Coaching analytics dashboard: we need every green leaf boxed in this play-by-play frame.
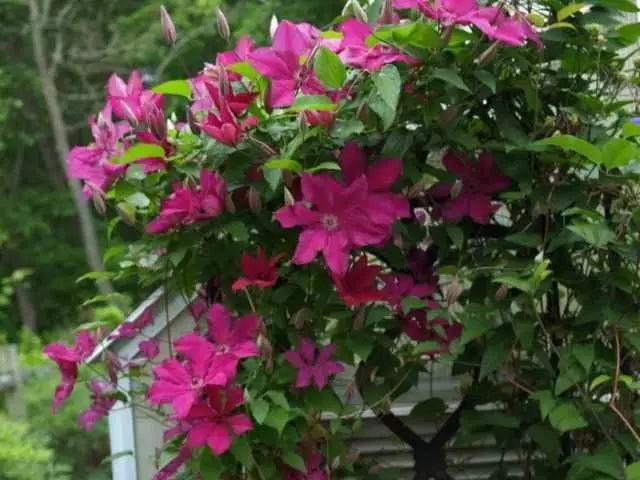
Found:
[264,406,289,435]
[125,192,150,208]
[535,390,557,420]
[590,374,611,391]
[430,68,470,93]
[626,463,640,479]
[567,222,616,248]
[601,138,638,169]
[250,398,270,424]
[282,451,306,473]
[414,341,443,355]
[548,403,587,432]
[588,0,639,12]
[534,135,602,164]
[573,444,625,479]
[265,391,290,410]
[400,296,424,314]
[289,95,337,112]
[460,314,493,345]
[114,144,166,165]
[230,437,254,468]
[370,65,402,131]
[226,62,261,81]
[100,450,133,465]
[263,167,282,191]
[368,21,440,49]
[446,225,464,248]
[332,119,365,139]
[528,425,562,464]
[557,3,589,21]
[410,398,447,421]
[225,221,250,242]
[264,158,303,173]
[506,232,542,248]
[493,275,531,293]
[307,162,341,173]
[151,79,192,98]
[313,47,347,89]
[623,121,640,138]
[304,389,343,414]
[462,411,520,430]
[480,332,509,379]
[474,71,497,93]
[571,344,594,372]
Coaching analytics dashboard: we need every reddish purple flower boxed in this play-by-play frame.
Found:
[283,450,328,480]
[153,446,191,480]
[395,0,480,26]
[67,105,129,198]
[471,7,543,49]
[331,255,384,307]
[429,151,510,224]
[147,169,226,234]
[284,338,344,390]
[337,19,417,71]
[380,273,437,309]
[232,248,284,292]
[402,305,462,355]
[215,36,256,81]
[249,21,327,108]
[275,174,392,275]
[107,71,164,124]
[139,339,160,360]
[109,307,154,340]
[337,142,410,226]
[205,304,260,371]
[184,386,252,455]
[190,75,256,116]
[147,334,232,418]
[43,330,97,413]
[78,379,116,431]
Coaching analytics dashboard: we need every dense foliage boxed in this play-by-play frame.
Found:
[44,0,640,479]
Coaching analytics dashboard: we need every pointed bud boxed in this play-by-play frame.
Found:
[476,41,499,66]
[351,0,368,22]
[284,186,296,206]
[225,192,237,214]
[446,278,462,306]
[356,102,369,123]
[215,8,231,41]
[353,308,366,329]
[116,204,135,226]
[439,104,460,127]
[247,186,262,214]
[379,0,394,24]
[104,351,122,385]
[269,14,279,38]
[217,63,230,98]
[186,107,200,135]
[92,189,107,215]
[495,284,509,301]
[346,449,360,465]
[297,111,308,132]
[282,170,295,188]
[143,103,167,139]
[292,308,309,330]
[160,6,177,45]
[331,456,341,470]
[450,179,463,199]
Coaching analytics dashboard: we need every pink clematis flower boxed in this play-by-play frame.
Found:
[284,338,344,390]
[200,100,243,146]
[402,305,463,355]
[139,339,160,360]
[232,248,284,292]
[472,7,542,49]
[107,71,164,124]
[380,273,437,309]
[337,19,417,71]
[275,174,392,275]
[205,304,260,373]
[429,151,510,224]
[395,0,480,26]
[67,105,130,198]
[147,334,231,418]
[153,446,192,480]
[331,255,384,307]
[147,169,226,234]
[215,36,256,80]
[109,307,154,340]
[249,21,327,108]
[191,75,256,116]
[78,379,117,431]
[44,330,97,413]
[184,386,253,455]
[337,142,410,226]
[283,450,328,480]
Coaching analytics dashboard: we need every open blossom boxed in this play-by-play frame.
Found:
[473,7,543,50]
[44,330,97,413]
[205,304,260,373]
[67,105,129,198]
[275,174,393,275]
[394,0,480,26]
[147,334,232,418]
[107,71,164,124]
[380,273,437,309]
[403,304,462,355]
[284,338,344,390]
[109,307,154,339]
[78,379,117,431]
[191,75,256,115]
[139,339,160,360]
[184,386,252,455]
[249,21,327,108]
[153,446,191,480]
[283,450,328,480]
[147,169,226,234]
[214,36,255,80]
[429,151,510,224]
[331,255,384,307]
[337,19,416,71]
[232,248,284,291]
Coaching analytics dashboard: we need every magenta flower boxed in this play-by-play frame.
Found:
[201,101,243,146]
[147,334,231,418]
[380,273,437,309]
[331,255,384,307]
[402,304,462,355]
[275,174,391,275]
[67,105,129,198]
[190,75,256,115]
[78,379,116,431]
[152,446,191,480]
[337,142,410,226]
[205,304,260,371]
[472,7,542,49]
[107,71,164,124]
[110,307,154,339]
[284,338,344,390]
[283,450,328,480]
[184,385,252,455]
[215,35,256,81]
[337,19,417,71]
[232,248,284,292]
[428,151,510,224]
[395,0,480,26]
[139,339,160,360]
[147,169,226,234]
[249,21,326,108]
[43,330,96,413]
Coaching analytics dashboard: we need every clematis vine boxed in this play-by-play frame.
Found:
[107,70,164,124]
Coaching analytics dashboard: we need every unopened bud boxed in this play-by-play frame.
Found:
[284,186,296,206]
[105,351,122,385]
[439,105,460,126]
[186,107,200,135]
[160,6,177,45]
[292,308,309,329]
[297,111,308,132]
[282,170,295,188]
[393,231,403,249]
[353,308,366,329]
[217,63,230,98]
[382,395,393,412]
[331,456,341,470]
[92,189,107,215]
[379,0,394,24]
[495,284,509,301]
[215,8,231,41]
[346,382,357,401]
[346,449,360,465]
[446,278,462,306]
[116,204,135,225]
[476,41,499,66]
[450,179,463,199]
[225,192,237,214]
[356,102,369,123]
[351,0,368,23]
[247,186,262,214]
[143,103,167,139]
[269,14,279,39]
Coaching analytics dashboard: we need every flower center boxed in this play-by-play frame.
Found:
[322,214,339,231]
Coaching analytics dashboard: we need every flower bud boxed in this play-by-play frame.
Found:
[116,203,135,226]
[186,107,200,135]
[476,41,499,66]
[225,192,237,214]
[379,0,394,24]
[92,189,107,215]
[247,186,262,214]
[143,103,167,139]
[215,8,231,41]
[269,14,279,39]
[356,102,369,123]
[282,170,295,188]
[495,284,509,301]
[353,308,366,329]
[217,63,230,98]
[105,350,122,385]
[446,278,462,306]
[450,179,463,199]
[292,308,309,329]
[160,6,177,45]
[351,0,368,23]
[284,186,296,206]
